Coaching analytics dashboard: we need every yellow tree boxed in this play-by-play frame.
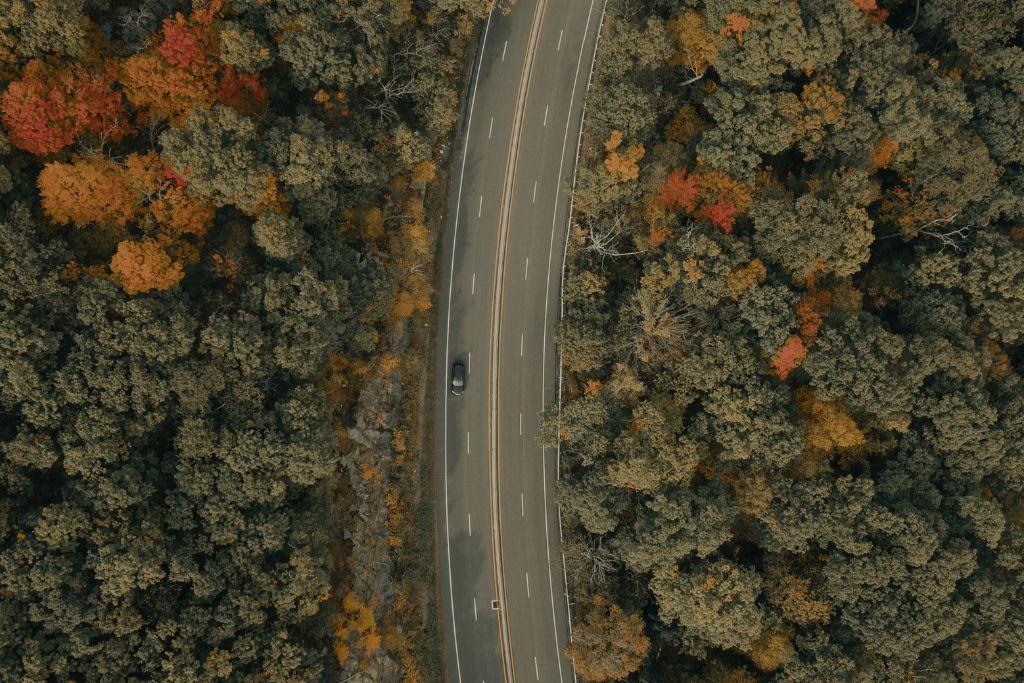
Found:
[603,130,644,182]
[665,9,718,84]
[565,595,650,681]
[109,238,185,294]
[38,156,140,229]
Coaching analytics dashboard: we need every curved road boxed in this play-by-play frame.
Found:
[434,1,605,681]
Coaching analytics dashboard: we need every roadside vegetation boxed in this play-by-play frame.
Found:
[0,0,491,678]
[555,0,1024,680]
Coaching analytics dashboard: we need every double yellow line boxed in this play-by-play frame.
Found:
[487,0,549,680]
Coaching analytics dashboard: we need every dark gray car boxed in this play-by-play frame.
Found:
[450,360,465,396]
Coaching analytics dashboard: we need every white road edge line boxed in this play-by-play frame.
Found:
[442,14,493,683]
[539,2,603,682]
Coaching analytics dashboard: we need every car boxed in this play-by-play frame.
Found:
[450,360,466,396]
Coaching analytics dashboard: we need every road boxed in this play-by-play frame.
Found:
[434,1,605,681]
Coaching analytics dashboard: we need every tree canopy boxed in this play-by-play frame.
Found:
[557,1,1024,680]
[0,0,492,678]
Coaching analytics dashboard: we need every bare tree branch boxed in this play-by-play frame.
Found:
[916,214,972,252]
[578,214,647,259]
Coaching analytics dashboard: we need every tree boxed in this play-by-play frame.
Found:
[1,60,127,155]
[696,196,737,234]
[552,1,1024,679]
[664,9,717,85]
[772,334,806,380]
[616,480,736,574]
[803,313,925,420]
[565,595,650,681]
[659,168,699,213]
[603,130,644,182]
[252,212,310,261]
[0,0,91,61]
[751,191,874,281]
[159,105,270,213]
[109,238,184,294]
[650,560,763,650]
[218,66,268,115]
[38,155,139,228]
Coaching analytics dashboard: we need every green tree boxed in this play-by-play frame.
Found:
[650,560,764,650]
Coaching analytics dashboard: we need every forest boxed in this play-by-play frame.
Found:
[555,0,1024,681]
[0,0,490,679]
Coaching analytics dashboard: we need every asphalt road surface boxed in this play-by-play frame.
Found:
[434,1,605,681]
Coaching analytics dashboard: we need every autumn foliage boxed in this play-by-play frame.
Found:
[696,196,738,233]
[109,238,185,294]
[38,156,139,228]
[721,13,753,45]
[603,130,644,182]
[121,13,220,122]
[665,10,718,76]
[658,165,749,234]
[658,168,699,212]
[771,334,807,380]
[871,135,898,169]
[850,0,889,21]
[0,60,128,155]
[795,387,865,455]
[330,592,382,667]
[217,67,268,115]
[566,595,650,681]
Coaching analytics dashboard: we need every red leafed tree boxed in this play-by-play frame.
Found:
[218,67,268,115]
[1,60,128,155]
[159,14,214,69]
[772,334,807,380]
[796,291,830,345]
[696,196,737,233]
[850,0,889,21]
[120,13,219,122]
[161,164,188,188]
[658,168,699,213]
